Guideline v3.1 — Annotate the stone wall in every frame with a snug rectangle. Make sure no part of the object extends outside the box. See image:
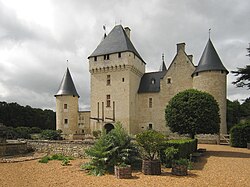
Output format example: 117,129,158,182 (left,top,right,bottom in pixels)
0,141,28,157
27,140,94,158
